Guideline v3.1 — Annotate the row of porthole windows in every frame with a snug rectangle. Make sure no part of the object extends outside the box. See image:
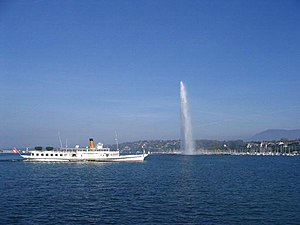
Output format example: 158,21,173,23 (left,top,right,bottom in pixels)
31,153,67,157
